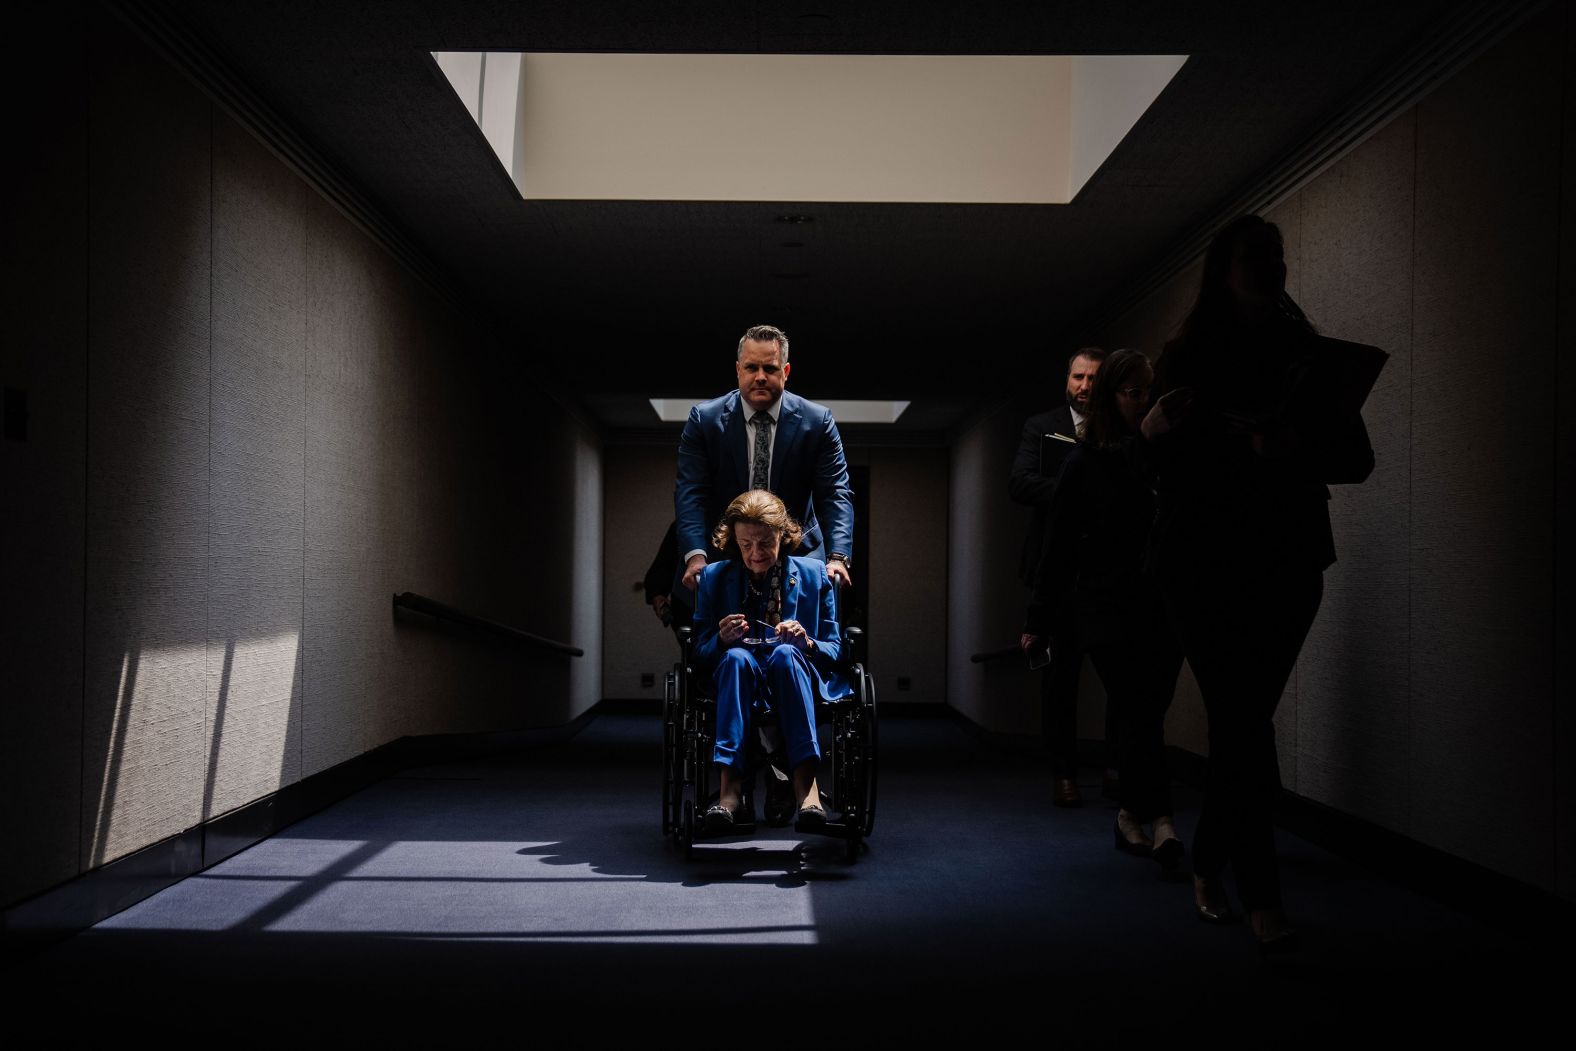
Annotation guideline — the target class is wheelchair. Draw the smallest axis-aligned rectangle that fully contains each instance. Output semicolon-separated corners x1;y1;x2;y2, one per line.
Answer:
661;595;878;863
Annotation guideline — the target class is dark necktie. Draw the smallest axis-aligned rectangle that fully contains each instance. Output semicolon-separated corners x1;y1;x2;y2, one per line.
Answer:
750;413;773;490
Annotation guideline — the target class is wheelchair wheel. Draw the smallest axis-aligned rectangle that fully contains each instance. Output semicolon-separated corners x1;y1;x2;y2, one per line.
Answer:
861;670;879;836
662;669;678;835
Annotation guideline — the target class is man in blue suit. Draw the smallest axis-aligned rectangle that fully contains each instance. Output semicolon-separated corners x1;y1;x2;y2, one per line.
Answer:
675;324;855;593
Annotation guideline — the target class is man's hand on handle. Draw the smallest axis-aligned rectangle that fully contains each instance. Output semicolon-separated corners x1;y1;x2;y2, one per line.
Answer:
682;554;707;591
826;560;852;588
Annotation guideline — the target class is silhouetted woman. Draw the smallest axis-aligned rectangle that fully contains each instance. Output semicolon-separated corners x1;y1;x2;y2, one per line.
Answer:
1024;349;1185;872
1144;215;1373;952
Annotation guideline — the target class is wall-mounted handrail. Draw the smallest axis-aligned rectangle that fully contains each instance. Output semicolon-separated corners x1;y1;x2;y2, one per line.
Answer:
970;644;1021;665
392;592;584;658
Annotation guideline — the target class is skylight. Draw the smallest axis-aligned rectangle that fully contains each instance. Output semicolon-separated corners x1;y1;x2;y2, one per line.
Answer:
432;52;1186;204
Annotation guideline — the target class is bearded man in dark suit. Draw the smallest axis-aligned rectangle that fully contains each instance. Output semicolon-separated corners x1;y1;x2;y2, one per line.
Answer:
1010;347;1109;807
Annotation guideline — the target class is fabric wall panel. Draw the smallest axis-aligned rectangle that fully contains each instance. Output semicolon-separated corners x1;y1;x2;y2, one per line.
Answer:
206;116;308;819
0;13;89;904
81;25;211;867
569;426;605;721
948;405;1040;733
1409;19;1560;886
1295;114;1416;833
363;256;422;746
384;294;452;741
303;195;380;776
599;445;677;703
866;447;949;706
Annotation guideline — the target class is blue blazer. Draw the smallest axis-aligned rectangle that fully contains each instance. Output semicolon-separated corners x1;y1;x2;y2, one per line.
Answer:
692;555;853;702
675;389;855;564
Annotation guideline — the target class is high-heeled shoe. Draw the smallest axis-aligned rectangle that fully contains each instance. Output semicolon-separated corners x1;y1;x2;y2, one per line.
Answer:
1151;835;1184;871
1113;811;1153;856
1193;875;1235;924
1150;816;1183;871
1251;909;1301;955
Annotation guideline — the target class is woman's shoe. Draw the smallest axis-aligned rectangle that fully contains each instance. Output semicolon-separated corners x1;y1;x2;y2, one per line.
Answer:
1150;816;1184;871
1251;909;1301;956
1194;875;1235;924
1053;778;1083;808
702;803;736;833
1114;811;1153;856
795;802;827;830
1151;835;1184;872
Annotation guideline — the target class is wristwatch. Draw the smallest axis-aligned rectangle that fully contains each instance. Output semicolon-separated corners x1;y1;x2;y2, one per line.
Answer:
827;552;851;567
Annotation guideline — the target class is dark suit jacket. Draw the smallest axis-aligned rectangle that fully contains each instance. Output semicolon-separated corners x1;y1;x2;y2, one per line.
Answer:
1025;440;1160;650
691;555;852;701
642;521;693;628
675;389;854;566
1147;322;1375;579
1009;403;1079;586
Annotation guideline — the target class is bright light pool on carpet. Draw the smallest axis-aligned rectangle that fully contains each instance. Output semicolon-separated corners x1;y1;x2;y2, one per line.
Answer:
95;836;819;945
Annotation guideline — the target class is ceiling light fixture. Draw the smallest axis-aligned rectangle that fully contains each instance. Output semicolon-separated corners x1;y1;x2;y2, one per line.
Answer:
650;399;911;424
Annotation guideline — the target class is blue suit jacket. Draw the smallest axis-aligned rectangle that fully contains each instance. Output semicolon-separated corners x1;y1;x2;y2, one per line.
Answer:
692;555;853;702
675;389;854;565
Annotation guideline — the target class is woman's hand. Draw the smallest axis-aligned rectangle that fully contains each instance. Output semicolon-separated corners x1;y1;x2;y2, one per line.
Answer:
718;613;749;646
776;619;815;651
1142;387;1195;440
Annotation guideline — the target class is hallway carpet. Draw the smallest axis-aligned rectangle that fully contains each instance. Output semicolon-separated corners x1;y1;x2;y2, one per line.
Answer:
14;714;1558;1041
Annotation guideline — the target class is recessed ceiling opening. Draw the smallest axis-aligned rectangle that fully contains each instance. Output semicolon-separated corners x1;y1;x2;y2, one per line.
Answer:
432;52;1186;204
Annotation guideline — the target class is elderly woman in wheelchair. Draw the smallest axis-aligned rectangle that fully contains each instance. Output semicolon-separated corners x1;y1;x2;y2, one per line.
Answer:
692;489;851;834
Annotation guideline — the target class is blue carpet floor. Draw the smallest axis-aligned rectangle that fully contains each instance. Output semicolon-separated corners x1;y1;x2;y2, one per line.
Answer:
13;714;1560;1041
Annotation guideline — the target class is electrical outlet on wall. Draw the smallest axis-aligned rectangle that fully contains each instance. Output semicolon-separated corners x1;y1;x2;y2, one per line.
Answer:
896;677;911;692
641;673;655;689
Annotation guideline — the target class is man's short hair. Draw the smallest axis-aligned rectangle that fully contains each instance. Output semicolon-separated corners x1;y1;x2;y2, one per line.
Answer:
738;324;790;364
1067;346;1106;373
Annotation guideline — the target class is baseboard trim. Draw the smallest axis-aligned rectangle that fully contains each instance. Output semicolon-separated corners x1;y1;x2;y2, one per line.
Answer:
1164;746;1574;926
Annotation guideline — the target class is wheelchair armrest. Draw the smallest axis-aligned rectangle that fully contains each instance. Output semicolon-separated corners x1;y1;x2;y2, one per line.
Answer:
678;626;693;642
844;625;864;665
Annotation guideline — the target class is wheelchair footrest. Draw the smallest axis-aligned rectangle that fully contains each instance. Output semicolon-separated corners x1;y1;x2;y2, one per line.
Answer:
692;815;758;840
793;817;862;841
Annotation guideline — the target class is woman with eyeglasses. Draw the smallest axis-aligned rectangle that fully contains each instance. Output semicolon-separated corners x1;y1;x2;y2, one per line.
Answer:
1143;214;1374;953
1023;348;1186;873
692;489;849;833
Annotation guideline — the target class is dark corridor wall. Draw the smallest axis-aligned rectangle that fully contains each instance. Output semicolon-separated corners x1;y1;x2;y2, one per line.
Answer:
0;6;603;908
950;7;1574;900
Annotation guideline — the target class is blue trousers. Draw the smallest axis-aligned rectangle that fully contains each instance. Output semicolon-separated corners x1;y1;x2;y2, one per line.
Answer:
712;645;822;771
